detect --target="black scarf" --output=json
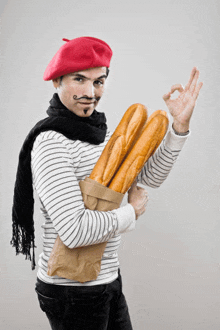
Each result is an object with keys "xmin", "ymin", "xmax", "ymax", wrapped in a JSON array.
[{"xmin": 11, "ymin": 93, "xmax": 107, "ymax": 270}]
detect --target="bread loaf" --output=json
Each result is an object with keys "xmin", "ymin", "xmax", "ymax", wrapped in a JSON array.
[
  {"xmin": 89, "ymin": 103, "xmax": 147, "ymax": 186},
  {"xmin": 109, "ymin": 111, "xmax": 169, "ymax": 193}
]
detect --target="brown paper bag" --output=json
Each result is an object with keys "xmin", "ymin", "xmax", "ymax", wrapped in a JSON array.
[{"xmin": 47, "ymin": 178, "xmax": 124, "ymax": 283}]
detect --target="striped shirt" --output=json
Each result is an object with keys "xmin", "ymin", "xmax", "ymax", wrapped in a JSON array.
[{"xmin": 31, "ymin": 128, "xmax": 189, "ymax": 286}]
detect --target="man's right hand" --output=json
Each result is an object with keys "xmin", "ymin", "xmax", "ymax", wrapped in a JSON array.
[{"xmin": 128, "ymin": 180, "xmax": 149, "ymax": 219}]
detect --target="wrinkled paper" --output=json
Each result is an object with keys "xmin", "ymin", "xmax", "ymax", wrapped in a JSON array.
[{"xmin": 47, "ymin": 178, "xmax": 124, "ymax": 283}]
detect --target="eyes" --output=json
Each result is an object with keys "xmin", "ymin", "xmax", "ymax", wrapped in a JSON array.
[
  {"xmin": 73, "ymin": 77, "xmax": 105, "ymax": 87},
  {"xmin": 94, "ymin": 80, "xmax": 104, "ymax": 86}
]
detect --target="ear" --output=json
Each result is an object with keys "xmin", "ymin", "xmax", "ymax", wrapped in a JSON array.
[{"xmin": 52, "ymin": 78, "xmax": 61, "ymax": 89}]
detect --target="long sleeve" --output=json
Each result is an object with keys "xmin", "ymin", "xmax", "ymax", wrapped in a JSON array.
[
  {"xmin": 137, "ymin": 128, "xmax": 189, "ymax": 187},
  {"xmin": 31, "ymin": 131, "xmax": 135, "ymax": 250}
]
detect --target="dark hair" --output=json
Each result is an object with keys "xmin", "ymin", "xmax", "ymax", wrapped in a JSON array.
[
  {"xmin": 59, "ymin": 67, "xmax": 109, "ymax": 84},
  {"xmin": 106, "ymin": 67, "xmax": 110, "ymax": 77}
]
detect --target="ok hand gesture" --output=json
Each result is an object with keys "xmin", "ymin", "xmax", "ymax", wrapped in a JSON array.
[{"xmin": 163, "ymin": 67, "xmax": 203, "ymax": 133}]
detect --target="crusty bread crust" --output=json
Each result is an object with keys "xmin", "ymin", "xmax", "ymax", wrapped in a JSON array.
[
  {"xmin": 89, "ymin": 104, "xmax": 148, "ymax": 186},
  {"xmin": 109, "ymin": 111, "xmax": 169, "ymax": 193}
]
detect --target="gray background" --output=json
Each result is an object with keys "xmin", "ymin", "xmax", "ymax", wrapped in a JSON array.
[{"xmin": 1, "ymin": 0, "xmax": 220, "ymax": 329}]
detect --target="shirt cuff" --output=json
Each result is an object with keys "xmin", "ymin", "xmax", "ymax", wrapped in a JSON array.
[
  {"xmin": 113, "ymin": 203, "xmax": 136, "ymax": 234},
  {"xmin": 164, "ymin": 128, "xmax": 190, "ymax": 151}
]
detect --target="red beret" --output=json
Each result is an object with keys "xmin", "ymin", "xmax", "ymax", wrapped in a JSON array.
[{"xmin": 43, "ymin": 36, "xmax": 113, "ymax": 81}]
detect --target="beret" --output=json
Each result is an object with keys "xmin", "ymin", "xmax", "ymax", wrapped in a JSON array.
[{"xmin": 43, "ymin": 36, "xmax": 113, "ymax": 81}]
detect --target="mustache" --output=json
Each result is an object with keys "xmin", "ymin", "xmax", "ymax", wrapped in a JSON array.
[{"xmin": 73, "ymin": 95, "xmax": 101, "ymax": 102}]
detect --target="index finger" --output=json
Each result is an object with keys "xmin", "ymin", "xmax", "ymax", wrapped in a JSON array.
[{"xmin": 185, "ymin": 67, "xmax": 197, "ymax": 91}]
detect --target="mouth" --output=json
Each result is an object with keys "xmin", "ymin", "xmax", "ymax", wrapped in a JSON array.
[{"xmin": 78, "ymin": 102, "xmax": 95, "ymax": 105}]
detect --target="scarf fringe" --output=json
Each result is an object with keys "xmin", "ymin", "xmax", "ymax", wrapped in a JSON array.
[{"xmin": 10, "ymin": 221, "xmax": 36, "ymax": 270}]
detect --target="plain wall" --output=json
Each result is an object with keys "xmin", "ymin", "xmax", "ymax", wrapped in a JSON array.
[{"xmin": 0, "ymin": 0, "xmax": 220, "ymax": 329}]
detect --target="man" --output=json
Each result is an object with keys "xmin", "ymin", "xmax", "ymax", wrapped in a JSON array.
[{"xmin": 11, "ymin": 36, "xmax": 202, "ymax": 329}]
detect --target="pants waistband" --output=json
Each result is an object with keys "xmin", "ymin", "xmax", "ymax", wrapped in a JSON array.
[{"xmin": 36, "ymin": 269, "xmax": 121, "ymax": 298}]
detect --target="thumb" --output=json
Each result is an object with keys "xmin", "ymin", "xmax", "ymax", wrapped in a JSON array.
[{"xmin": 129, "ymin": 179, "xmax": 137, "ymax": 192}]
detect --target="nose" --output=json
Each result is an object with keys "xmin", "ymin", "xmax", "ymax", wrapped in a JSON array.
[{"xmin": 83, "ymin": 81, "xmax": 95, "ymax": 99}]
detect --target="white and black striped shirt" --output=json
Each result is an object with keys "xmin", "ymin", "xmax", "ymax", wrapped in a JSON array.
[{"xmin": 31, "ymin": 128, "xmax": 189, "ymax": 286}]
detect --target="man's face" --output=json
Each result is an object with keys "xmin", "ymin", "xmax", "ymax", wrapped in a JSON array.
[{"xmin": 53, "ymin": 67, "xmax": 107, "ymax": 117}]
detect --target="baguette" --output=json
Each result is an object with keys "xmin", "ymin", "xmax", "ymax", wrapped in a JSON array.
[
  {"xmin": 109, "ymin": 111, "xmax": 169, "ymax": 193},
  {"xmin": 89, "ymin": 103, "xmax": 147, "ymax": 186}
]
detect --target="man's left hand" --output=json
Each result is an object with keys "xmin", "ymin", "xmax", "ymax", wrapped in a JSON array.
[{"xmin": 163, "ymin": 67, "xmax": 203, "ymax": 133}]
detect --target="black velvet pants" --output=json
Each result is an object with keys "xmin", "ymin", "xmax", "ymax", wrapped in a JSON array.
[{"xmin": 35, "ymin": 270, "xmax": 133, "ymax": 330}]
